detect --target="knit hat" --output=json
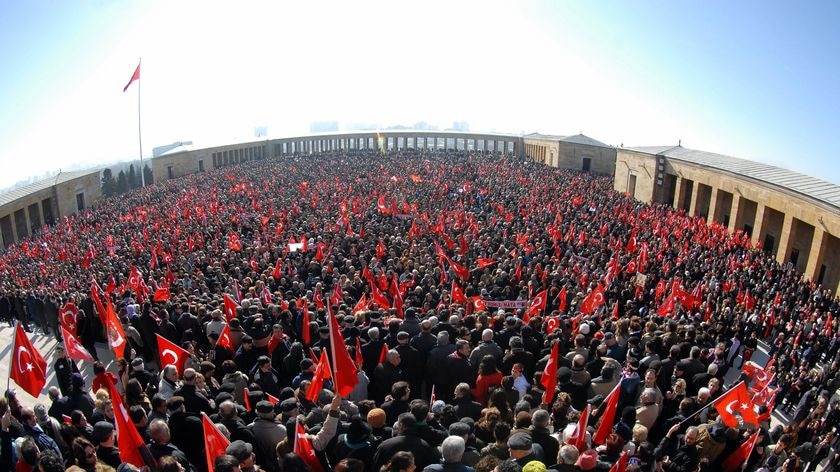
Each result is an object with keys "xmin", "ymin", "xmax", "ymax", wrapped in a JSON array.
[
  {"xmin": 522, "ymin": 461, "xmax": 547, "ymax": 472},
  {"xmin": 367, "ymin": 408, "xmax": 387, "ymax": 428}
]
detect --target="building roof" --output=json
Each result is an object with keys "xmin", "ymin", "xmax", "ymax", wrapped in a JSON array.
[
  {"xmin": 525, "ymin": 133, "xmax": 611, "ymax": 148},
  {"xmin": 0, "ymin": 170, "xmax": 97, "ymax": 209},
  {"xmin": 624, "ymin": 145, "xmax": 840, "ymax": 211}
]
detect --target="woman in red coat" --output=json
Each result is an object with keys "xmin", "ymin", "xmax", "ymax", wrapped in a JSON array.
[{"xmin": 472, "ymin": 355, "xmax": 503, "ymax": 404}]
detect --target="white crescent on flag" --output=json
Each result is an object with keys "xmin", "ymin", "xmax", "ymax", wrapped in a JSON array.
[
  {"xmin": 17, "ymin": 347, "xmax": 34, "ymax": 373},
  {"xmin": 161, "ymin": 349, "xmax": 179, "ymax": 366}
]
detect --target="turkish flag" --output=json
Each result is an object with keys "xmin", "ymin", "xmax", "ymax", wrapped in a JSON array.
[
  {"xmin": 378, "ymin": 343, "xmax": 389, "ymax": 364},
  {"xmin": 572, "ymin": 404, "xmax": 589, "ymax": 452},
  {"xmin": 59, "ymin": 302, "xmax": 79, "ymax": 337},
  {"xmin": 156, "ymin": 334, "xmax": 189, "ymax": 375},
  {"xmin": 527, "ymin": 289, "xmax": 548, "ymax": 320},
  {"xmin": 313, "ymin": 289, "xmax": 325, "ymax": 310},
  {"xmin": 152, "ymin": 287, "xmax": 170, "ymax": 302},
  {"xmin": 228, "ymin": 233, "xmax": 242, "ymax": 251},
  {"xmin": 306, "ymin": 349, "xmax": 332, "ymax": 402},
  {"xmin": 273, "ymin": 259, "xmax": 282, "ymax": 279},
  {"xmin": 294, "ymin": 421, "xmax": 325, "ymax": 472},
  {"xmin": 593, "ymin": 380, "xmax": 623, "ymax": 445},
  {"xmin": 449, "ymin": 259, "xmax": 471, "ymax": 281},
  {"xmin": 217, "ymin": 323, "xmax": 234, "ymax": 351},
  {"xmin": 376, "ymin": 240, "xmax": 386, "ymax": 259},
  {"xmin": 451, "ymin": 281, "xmax": 468, "ymax": 304},
  {"xmin": 470, "ymin": 296, "xmax": 487, "ymax": 312},
  {"xmin": 352, "ymin": 293, "xmax": 368, "ymax": 314},
  {"xmin": 371, "ymin": 284, "xmax": 391, "ymax": 310},
  {"xmin": 330, "ymin": 283, "xmax": 344, "ymax": 308},
  {"xmin": 105, "ymin": 275, "xmax": 116, "ymax": 294},
  {"xmin": 327, "ymin": 307, "xmax": 359, "ymax": 397},
  {"xmin": 122, "ymin": 61, "xmax": 140, "ymax": 92},
  {"xmin": 475, "ymin": 258, "xmax": 496, "ymax": 269},
  {"xmin": 223, "ymin": 294, "xmax": 238, "ymax": 321},
  {"xmin": 104, "ymin": 375, "xmax": 151, "ymax": 467},
  {"xmin": 580, "ymin": 284, "xmax": 606, "ymax": 315},
  {"xmin": 62, "ymin": 326, "xmax": 93, "ymax": 361},
  {"xmin": 128, "ymin": 265, "xmax": 143, "ymax": 292},
  {"xmin": 556, "ymin": 286, "xmax": 568, "ymax": 312},
  {"xmin": 202, "ymin": 412, "xmax": 230, "ymax": 472},
  {"xmin": 609, "ymin": 451, "xmax": 629, "ymax": 472},
  {"xmin": 540, "ymin": 342, "xmax": 559, "ymax": 405},
  {"xmin": 103, "ymin": 298, "xmax": 128, "ymax": 359},
  {"xmin": 11, "ymin": 324, "xmax": 47, "ymax": 397},
  {"xmin": 721, "ymin": 429, "xmax": 760, "ymax": 472},
  {"xmin": 545, "ymin": 316, "xmax": 561, "ymax": 335},
  {"xmin": 715, "ymin": 382, "xmax": 758, "ymax": 427},
  {"xmin": 90, "ymin": 281, "xmax": 107, "ymax": 318}
]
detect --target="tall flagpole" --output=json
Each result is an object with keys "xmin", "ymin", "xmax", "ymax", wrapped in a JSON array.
[{"xmin": 137, "ymin": 58, "xmax": 145, "ymax": 187}]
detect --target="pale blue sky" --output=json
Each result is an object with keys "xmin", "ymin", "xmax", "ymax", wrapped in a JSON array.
[{"xmin": 0, "ymin": 1, "xmax": 838, "ymax": 188}]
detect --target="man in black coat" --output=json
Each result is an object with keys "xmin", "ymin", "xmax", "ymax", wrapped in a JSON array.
[
  {"xmin": 372, "ymin": 413, "xmax": 441, "ymax": 471},
  {"xmin": 148, "ymin": 418, "xmax": 196, "ymax": 472},
  {"xmin": 445, "ymin": 340, "xmax": 475, "ymax": 401},
  {"xmin": 172, "ymin": 369, "xmax": 214, "ymax": 414},
  {"xmin": 453, "ymin": 383, "xmax": 482, "ymax": 421},
  {"xmin": 53, "ymin": 346, "xmax": 80, "ymax": 396},
  {"xmin": 165, "ymin": 397, "xmax": 205, "ymax": 471},
  {"xmin": 372, "ymin": 349, "xmax": 403, "ymax": 404},
  {"xmin": 394, "ymin": 331, "xmax": 423, "ymax": 398}
]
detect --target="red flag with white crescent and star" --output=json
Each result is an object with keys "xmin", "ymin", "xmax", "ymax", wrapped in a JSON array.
[
  {"xmin": 62, "ymin": 326, "xmax": 93, "ymax": 361},
  {"xmin": 156, "ymin": 334, "xmax": 189, "ymax": 375},
  {"xmin": 59, "ymin": 302, "xmax": 79, "ymax": 337},
  {"xmin": 11, "ymin": 324, "xmax": 48, "ymax": 397},
  {"xmin": 714, "ymin": 382, "xmax": 758, "ymax": 427}
]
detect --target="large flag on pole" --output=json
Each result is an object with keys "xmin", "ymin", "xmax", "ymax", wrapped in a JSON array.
[
  {"xmin": 123, "ymin": 61, "xmax": 141, "ymax": 92},
  {"xmin": 156, "ymin": 334, "xmax": 189, "ymax": 375},
  {"xmin": 202, "ymin": 413, "xmax": 230, "ymax": 472},
  {"xmin": 327, "ymin": 305, "xmax": 359, "ymax": 396},
  {"xmin": 103, "ymin": 375, "xmax": 150, "ymax": 467},
  {"xmin": 11, "ymin": 324, "xmax": 47, "ymax": 397}
]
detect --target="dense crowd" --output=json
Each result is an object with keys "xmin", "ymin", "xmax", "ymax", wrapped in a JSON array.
[{"xmin": 0, "ymin": 150, "xmax": 838, "ymax": 472}]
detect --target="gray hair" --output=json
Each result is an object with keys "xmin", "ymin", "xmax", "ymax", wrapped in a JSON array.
[
  {"xmin": 532, "ymin": 409, "xmax": 550, "ymax": 428},
  {"xmin": 441, "ymin": 435, "xmax": 466, "ymax": 463},
  {"xmin": 368, "ymin": 327, "xmax": 380, "ymax": 340},
  {"xmin": 437, "ymin": 331, "xmax": 450, "ymax": 345},
  {"xmin": 482, "ymin": 329, "xmax": 494, "ymax": 342},
  {"xmin": 510, "ymin": 336, "xmax": 523, "ymax": 349},
  {"xmin": 707, "ymin": 363, "xmax": 718, "ymax": 375},
  {"xmin": 455, "ymin": 383, "xmax": 471, "ymax": 397},
  {"xmin": 559, "ymin": 444, "xmax": 579, "ymax": 465}
]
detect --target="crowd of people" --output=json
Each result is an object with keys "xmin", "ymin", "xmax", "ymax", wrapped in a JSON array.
[{"xmin": 0, "ymin": 150, "xmax": 838, "ymax": 472}]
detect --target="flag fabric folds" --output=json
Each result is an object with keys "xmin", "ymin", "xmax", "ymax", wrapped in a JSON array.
[
  {"xmin": 327, "ymin": 306, "xmax": 359, "ymax": 396},
  {"xmin": 715, "ymin": 382, "xmax": 758, "ymax": 427},
  {"xmin": 156, "ymin": 334, "xmax": 189, "ymax": 375},
  {"xmin": 62, "ymin": 326, "xmax": 93, "ymax": 361},
  {"xmin": 593, "ymin": 380, "xmax": 623, "ymax": 445},
  {"xmin": 540, "ymin": 341, "xmax": 559, "ymax": 405},
  {"xmin": 294, "ymin": 421, "xmax": 325, "ymax": 472},
  {"xmin": 103, "ymin": 376, "xmax": 149, "ymax": 467},
  {"xmin": 202, "ymin": 412, "xmax": 230, "ymax": 472},
  {"xmin": 721, "ymin": 429, "xmax": 760, "ymax": 472},
  {"xmin": 11, "ymin": 324, "xmax": 47, "ymax": 397}
]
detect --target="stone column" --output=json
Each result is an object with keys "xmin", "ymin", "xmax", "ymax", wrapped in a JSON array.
[
  {"xmin": 804, "ymin": 227, "xmax": 827, "ymax": 282},
  {"xmin": 672, "ymin": 177, "xmax": 683, "ymax": 210},
  {"xmin": 688, "ymin": 181, "xmax": 700, "ymax": 217},
  {"xmin": 728, "ymin": 194, "xmax": 741, "ymax": 233},
  {"xmin": 775, "ymin": 213, "xmax": 794, "ymax": 264},
  {"xmin": 707, "ymin": 188, "xmax": 719, "ymax": 224}
]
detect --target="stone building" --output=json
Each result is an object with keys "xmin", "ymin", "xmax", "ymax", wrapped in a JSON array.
[
  {"xmin": 615, "ymin": 145, "xmax": 840, "ymax": 292},
  {"xmin": 0, "ymin": 170, "xmax": 102, "ymax": 248},
  {"xmin": 151, "ymin": 131, "xmax": 524, "ymax": 180},
  {"xmin": 522, "ymin": 133, "xmax": 616, "ymax": 174}
]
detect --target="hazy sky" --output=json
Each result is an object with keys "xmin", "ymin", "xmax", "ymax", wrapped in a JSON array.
[{"xmin": 1, "ymin": 1, "xmax": 839, "ymax": 189}]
